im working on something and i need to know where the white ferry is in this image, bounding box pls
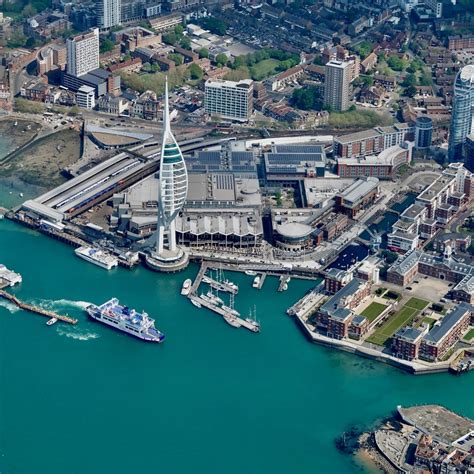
[75,246,118,270]
[86,298,165,342]
[181,279,192,296]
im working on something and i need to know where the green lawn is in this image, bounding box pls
[250,59,280,81]
[464,328,474,341]
[367,306,418,346]
[360,302,388,322]
[405,297,430,311]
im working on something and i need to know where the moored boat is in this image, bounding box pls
[75,246,118,270]
[181,278,192,296]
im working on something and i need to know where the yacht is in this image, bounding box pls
[245,307,260,333]
[223,314,241,328]
[252,276,261,288]
[181,279,192,296]
[46,317,58,326]
[206,290,223,306]
[191,299,201,308]
[245,270,257,276]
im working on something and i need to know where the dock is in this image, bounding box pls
[0,290,78,325]
[256,273,266,289]
[189,294,257,332]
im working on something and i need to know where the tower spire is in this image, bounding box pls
[163,76,170,135]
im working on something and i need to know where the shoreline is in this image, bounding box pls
[295,313,463,376]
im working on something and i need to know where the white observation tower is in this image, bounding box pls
[146,78,189,272]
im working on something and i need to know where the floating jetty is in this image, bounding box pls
[189,294,258,332]
[0,290,78,325]
[203,268,238,295]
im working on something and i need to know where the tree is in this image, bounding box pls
[361,75,374,87]
[25,36,36,48]
[199,17,227,36]
[7,30,27,48]
[382,250,399,264]
[215,53,228,66]
[291,86,323,111]
[163,32,178,45]
[387,55,406,71]
[168,53,183,66]
[355,41,373,60]
[100,38,115,54]
[174,24,184,37]
[419,71,433,86]
[180,36,191,50]
[404,85,417,98]
[22,3,37,17]
[188,63,203,80]
[198,48,209,59]
[402,73,417,87]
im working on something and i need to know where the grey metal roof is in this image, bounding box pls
[320,278,366,316]
[394,326,423,343]
[423,303,473,345]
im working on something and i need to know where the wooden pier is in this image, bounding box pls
[0,290,78,325]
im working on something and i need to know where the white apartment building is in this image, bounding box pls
[98,0,121,30]
[66,28,99,77]
[204,79,254,122]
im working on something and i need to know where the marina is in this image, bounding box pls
[186,262,260,333]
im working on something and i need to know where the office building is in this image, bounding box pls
[415,116,433,149]
[335,177,380,218]
[145,79,189,273]
[448,65,474,162]
[76,85,95,109]
[97,0,121,30]
[66,28,99,77]
[337,143,413,180]
[334,124,414,159]
[204,79,253,122]
[324,60,351,112]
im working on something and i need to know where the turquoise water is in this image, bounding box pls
[0,193,473,473]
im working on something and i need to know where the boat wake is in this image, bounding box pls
[34,298,91,311]
[0,299,19,314]
[56,327,100,341]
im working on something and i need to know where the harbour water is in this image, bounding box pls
[0,191,473,474]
